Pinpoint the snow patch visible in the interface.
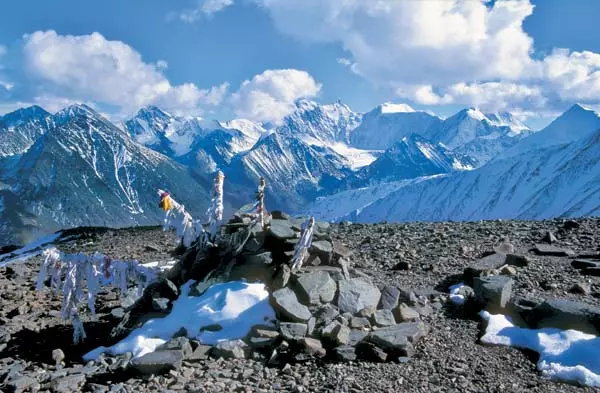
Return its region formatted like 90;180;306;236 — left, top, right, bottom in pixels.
380;102;415;114
83;281;276;360
0;232;61;267
480;311;600;388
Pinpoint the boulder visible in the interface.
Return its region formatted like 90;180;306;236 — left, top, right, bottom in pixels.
493;242;515;255
473;276;513;312
130;350;183;375
279;323;308;341
310;241;334;264
572;259;600;269
334;346;357;362
337;278;381;315
332;241;353;260
268;219;297;240
527;299;600;335
581;268;600;276
158;337;193;358
367;322;427;357
295;271;337;305
350;317;371;330
372;309;396;327
49;375;86;392
394;304;420;322
271;288;312;322
211;340;247;359
321;322;351;346
379;286;401;310
301;338;326;358
533;244;575;257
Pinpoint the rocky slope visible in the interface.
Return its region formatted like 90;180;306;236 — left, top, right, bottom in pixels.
1;217;599;392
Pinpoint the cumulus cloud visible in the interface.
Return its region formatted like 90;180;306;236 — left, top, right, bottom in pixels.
251;0;600;114
179;0;234;22
230;69;321;124
22;30;227;115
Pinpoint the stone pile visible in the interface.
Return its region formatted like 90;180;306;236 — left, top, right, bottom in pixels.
110;211;432;372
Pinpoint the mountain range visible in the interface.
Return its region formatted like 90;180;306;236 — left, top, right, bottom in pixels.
1;98;598;246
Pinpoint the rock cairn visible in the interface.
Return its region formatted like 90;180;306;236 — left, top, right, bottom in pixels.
112;210;431;368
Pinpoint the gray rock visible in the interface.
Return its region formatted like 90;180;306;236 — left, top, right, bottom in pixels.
302;337;326;357
273;264;291;289
494;242;515;255
271;288;312;322
528;299;600;335
337;278;381;315
542;231;558;244
334;345;357;362
151;297;170;312
186;344;212;361
130;350;183;374
372;309;396;327
315;303;340;325
572;259;600;269
350;317;371;330
332;241;353;260
279;322;308;340
52;348;65;367
463;253;507;285
295;271;337;305
49;374;86;392
379;286;401;310
570;282;591;295
110;308;125;319
533;244;575;257
348;329;369;346
394;303;420;322
505;254;530;267
212;340;247;359
473;275;513;311
268;219;297;240
322;321;351;345
7;376;38;392
311;240;334;264
158;337;193;357
367;322;427;357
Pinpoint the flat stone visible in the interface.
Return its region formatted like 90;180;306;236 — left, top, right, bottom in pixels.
311;241;334;263
367;322;427;357
295;271;337;305
350;317;371;330
272;264;291;289
158;337;193;358
337;278;381;315
394;303;420;322
494;242;515;255
212;340;247;359
464;253;507;285
130;350;183;375
533;244;575;257
334;345;357;362
572;259;600;269
332;241;353;260
302;338;326;358
379;286;401;310
300;265;346;281
49;374;86;392
271;288;312;322
268;219;297;240
372;309;396;327
505;254;530;267
348;329;369;346
473;275;513;312
527;299;600;335
7;376;38;392
279;323;308;341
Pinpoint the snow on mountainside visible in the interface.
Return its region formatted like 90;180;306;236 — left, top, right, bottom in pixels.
0;105;53;157
0;104;211;246
124;106;208;157
349;105;444;150
340;134;474;189
501;104;600;160
428;108;532;165
311;125;600;223
226;132;351;212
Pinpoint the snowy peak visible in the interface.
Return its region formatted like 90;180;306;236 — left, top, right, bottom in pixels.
0;105;50;127
53;103;101;124
485;111;529;132
379;102;416;114
215;118;266;142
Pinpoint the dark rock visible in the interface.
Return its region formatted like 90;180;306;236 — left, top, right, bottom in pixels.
367;322;427;357
572;259;600;269
158;337;193;357
49;374;86;392
394;304;420;322
464;253;507;285
581;267;600;276
505;254;530;267
379;286;401;310
145;278;179;301
212;340;247;359
392;261;412;271
337;278;381;314
243;251;273;265
271;288;312;322
570;282;591;295
268;219;297;240
563;220;581;230
279;323;308;341
334;346;357;362
372;309;396;327
528;299;600;335
271;211;289;220
533;244;575;257
473;276;513;311
295;271;337;305
356;342;387;362
301;338;326;358
130;350;183;374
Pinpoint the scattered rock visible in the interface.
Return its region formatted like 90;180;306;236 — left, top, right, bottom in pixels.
367;322;427;357
533;244;575;257
130;350;183;375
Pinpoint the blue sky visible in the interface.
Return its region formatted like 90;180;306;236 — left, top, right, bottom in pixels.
1;0;599;129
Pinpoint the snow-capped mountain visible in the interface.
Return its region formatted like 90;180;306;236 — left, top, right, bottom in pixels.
307;111;600;223
226;132;351;211
0;105;53;157
340;134;474;189
428;108;532;165
123;106;208;157
0;104;211;246
348;104;444;150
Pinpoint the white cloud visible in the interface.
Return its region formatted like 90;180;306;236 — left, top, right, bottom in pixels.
22;30;227;115
252;0;600;113
230;69;321;124
337;58;352;67
179;0;234;22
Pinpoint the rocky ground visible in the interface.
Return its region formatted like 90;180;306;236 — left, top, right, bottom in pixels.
1;218;599;393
